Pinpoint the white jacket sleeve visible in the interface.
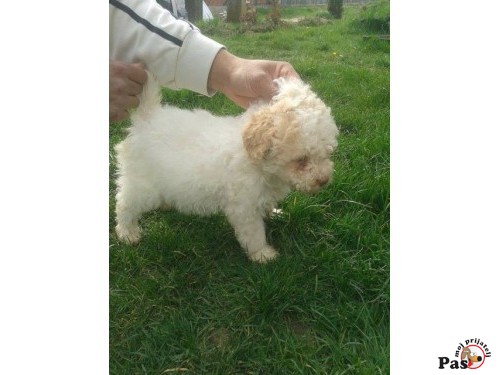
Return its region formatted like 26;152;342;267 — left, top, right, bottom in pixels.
109;0;224;95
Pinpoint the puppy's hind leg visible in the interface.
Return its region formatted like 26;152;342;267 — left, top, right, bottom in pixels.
226;209;278;263
115;183;161;244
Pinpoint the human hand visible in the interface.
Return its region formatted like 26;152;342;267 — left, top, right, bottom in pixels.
109;60;148;122
208;50;300;108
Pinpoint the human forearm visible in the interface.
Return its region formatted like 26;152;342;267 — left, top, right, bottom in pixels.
109;0;223;95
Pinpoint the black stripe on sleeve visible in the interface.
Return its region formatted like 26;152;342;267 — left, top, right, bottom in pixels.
110;0;184;47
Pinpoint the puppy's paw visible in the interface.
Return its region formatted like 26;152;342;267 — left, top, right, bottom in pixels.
160;203;174;211
116;224;141;245
269;208;284;218
248;245;278;263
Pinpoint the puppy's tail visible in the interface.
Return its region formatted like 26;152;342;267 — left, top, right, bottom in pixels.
131;71;162;122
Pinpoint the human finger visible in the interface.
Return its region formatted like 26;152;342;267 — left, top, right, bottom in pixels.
125;94;140;109
275;61;300;80
127;80;144;96
128;62;148;85
110;107;129;122
226;92;250;109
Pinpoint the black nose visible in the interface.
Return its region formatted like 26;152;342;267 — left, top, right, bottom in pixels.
477;356;482;361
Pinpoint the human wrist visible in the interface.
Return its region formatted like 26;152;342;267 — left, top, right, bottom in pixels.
208;49;241;94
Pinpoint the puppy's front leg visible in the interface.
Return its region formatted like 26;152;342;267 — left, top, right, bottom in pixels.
226;210;278;263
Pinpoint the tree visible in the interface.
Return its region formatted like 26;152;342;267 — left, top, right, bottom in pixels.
227;0;246;23
185;0;203;22
328;0;343;19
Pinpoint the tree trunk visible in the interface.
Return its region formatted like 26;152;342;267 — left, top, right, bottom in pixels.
185;0;203;22
226;0;246;23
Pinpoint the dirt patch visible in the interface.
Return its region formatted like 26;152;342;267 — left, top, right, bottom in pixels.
207;327;231;349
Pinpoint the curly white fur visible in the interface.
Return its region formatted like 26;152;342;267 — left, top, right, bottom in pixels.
115;74;339;263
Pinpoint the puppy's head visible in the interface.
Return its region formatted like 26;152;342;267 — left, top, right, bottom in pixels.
242;78;339;194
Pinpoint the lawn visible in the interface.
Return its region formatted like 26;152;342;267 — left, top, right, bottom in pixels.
109;2;389;373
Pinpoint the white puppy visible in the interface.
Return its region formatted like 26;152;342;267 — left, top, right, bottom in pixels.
114;75;339;263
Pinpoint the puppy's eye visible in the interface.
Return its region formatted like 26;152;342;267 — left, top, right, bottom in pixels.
295;156;310;169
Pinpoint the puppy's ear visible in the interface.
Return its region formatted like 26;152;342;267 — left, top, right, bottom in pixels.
461;349;470;360
242;109;276;163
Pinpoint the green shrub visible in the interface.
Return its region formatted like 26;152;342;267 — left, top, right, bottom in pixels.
266;0;281;26
358;0;390;34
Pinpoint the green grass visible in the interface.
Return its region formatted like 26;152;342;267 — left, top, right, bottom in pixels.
110;3;389;373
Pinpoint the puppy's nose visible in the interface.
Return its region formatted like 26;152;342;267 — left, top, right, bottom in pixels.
315;176;330;187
